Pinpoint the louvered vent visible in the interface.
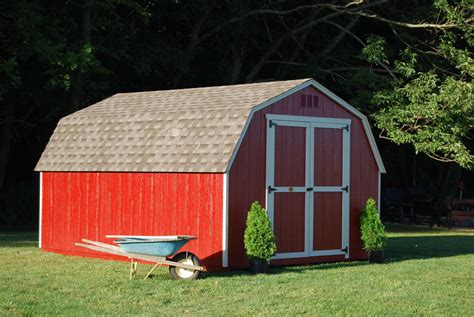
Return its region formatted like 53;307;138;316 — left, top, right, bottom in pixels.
300;94;319;108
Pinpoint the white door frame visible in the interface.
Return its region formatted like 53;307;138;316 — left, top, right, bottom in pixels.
266;119;311;260
266;114;351;260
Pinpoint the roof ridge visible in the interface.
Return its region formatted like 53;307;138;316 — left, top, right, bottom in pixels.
113;78;311;96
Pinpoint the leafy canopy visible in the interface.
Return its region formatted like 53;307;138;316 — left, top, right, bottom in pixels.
360;198;386;251
371;0;474;169
244;201;277;261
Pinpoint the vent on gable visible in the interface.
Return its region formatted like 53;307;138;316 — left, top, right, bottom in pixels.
300;94;319;108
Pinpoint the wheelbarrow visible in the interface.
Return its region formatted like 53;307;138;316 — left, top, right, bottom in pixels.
75;235;204;280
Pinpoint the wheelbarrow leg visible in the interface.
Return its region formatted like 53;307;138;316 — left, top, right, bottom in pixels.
143;263;160;280
129;259;138;280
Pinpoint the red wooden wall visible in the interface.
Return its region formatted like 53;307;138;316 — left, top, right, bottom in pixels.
41;172;223;270
273;126;307;253
228;85;379;268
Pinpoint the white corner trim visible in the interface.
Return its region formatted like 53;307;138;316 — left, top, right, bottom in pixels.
225;78;385;174
378;171;382;216
39;172;43;248
222;173;229;267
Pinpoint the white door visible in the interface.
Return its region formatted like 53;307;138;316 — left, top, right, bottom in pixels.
266;114;351;260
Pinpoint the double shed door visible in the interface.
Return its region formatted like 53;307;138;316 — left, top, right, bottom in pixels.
266;114;351;260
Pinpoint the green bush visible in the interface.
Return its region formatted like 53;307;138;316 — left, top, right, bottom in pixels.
360;198;387;251
244;201;277;261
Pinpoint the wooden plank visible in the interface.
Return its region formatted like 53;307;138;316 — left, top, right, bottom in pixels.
81;239;122;251
274;192;306;253
75;242;131;257
159;259;205;271
313;192;342;251
75;242;205;271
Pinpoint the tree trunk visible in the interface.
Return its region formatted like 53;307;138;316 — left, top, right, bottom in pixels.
228;46;243;84
70;0;92;112
399;145;410;189
0;100;14;192
276;27;312;79
172;3;214;87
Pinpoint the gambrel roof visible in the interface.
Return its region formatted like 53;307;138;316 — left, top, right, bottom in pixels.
35;78;385;173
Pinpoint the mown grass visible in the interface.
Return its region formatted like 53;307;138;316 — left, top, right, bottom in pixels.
1;224;473;315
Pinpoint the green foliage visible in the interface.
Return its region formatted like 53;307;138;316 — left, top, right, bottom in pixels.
50;44;101;90
244;201;277;261
373;71;473;169
360;198;386;251
362;36;388;64
372;0;474;169
394;49;417;79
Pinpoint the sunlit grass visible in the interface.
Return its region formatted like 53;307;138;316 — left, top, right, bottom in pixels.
1;224;473;315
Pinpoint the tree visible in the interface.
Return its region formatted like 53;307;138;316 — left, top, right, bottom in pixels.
368;0;473;169
1;0;473;227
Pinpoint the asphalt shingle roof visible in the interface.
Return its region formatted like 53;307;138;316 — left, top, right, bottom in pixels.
35;78;310;172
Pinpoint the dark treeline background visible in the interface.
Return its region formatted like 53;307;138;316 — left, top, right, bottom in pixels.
1;0;472;227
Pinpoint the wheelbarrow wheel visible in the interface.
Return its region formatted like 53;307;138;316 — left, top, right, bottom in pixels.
169;252;201;280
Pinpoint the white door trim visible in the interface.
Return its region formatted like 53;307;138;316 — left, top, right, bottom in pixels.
266;114;351;260
342;125;351;258
266;118;311;259
272;251;308;260
267;114;351;127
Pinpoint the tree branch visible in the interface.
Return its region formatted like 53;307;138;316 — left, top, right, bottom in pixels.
197;2;383;44
244;0;389;82
319;16;359;57
338;10;468;29
323;20;400;82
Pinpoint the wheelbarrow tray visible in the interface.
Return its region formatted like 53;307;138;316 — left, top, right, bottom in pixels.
75;239;205;272
113;237;190;257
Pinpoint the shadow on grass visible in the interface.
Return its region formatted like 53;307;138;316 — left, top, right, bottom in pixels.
210;233;474;278
0;232;38;248
1;229;474;277
385;235;474;261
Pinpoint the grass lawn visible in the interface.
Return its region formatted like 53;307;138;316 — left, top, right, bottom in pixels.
1;224;474;315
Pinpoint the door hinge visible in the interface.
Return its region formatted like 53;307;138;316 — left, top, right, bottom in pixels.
306;187;313;192
269;120;278;128
267;186;277;193
343;124;349;131
341;185;349;192
340;246;348;253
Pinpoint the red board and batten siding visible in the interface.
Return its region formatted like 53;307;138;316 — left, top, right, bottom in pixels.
41;172;223;270
228;85;379;268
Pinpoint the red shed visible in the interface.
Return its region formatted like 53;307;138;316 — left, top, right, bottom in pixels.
35;78;385;271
